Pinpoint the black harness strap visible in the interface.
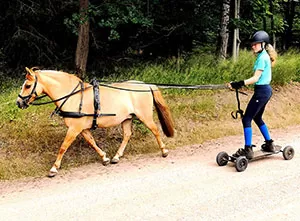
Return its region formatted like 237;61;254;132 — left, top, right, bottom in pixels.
56;79;115;129
91;78;100;130
98;83;153;92
51;82;82;117
56;111;87;118
56;111;115;118
79;81;84;113
18;76;38;103
33;84;92;105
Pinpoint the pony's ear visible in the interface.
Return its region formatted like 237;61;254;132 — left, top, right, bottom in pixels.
25;67;35;81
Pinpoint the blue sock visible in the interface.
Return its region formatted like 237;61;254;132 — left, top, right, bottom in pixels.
259;124;271;141
244;127;252;146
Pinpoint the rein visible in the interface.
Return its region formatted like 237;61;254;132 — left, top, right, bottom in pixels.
231;88;247;119
98;83;154;92
31;82;154;107
50;82;85;117
31;82;229;107
32;84;93;106
32;81;229;103
98;81;229;90
20;75;244;125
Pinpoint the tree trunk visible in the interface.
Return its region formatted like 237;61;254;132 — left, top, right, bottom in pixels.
218;0;231;60
268;0;276;49
282;0;296;50
75;0;90;80
232;0;240;61
236;0;240;58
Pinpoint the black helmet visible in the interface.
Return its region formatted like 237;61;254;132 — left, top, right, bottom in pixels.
251;30;270;44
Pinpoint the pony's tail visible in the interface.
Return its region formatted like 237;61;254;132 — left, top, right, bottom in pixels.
151;88;175;137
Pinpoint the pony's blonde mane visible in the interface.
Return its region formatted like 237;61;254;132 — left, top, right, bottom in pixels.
32;69;82;82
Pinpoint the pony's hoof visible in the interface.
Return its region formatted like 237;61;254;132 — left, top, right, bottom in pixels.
111;157;120;164
48;167;58;178
102;159;110;166
162;150;169;158
48;171;57;178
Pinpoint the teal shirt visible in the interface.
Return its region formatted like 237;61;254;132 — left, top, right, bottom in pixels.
253;49;272;85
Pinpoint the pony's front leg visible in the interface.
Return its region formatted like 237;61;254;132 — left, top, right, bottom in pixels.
111;119;132;164
81;129;110;165
49;128;81;177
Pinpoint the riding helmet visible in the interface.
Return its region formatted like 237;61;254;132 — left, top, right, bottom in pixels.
251;30;270;44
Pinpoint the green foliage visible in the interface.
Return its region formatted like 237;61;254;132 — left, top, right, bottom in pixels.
237;0;286;37
121;48;255;86
132;118;150;135
64;1;153;40
3;0;300;76
273;49;300;84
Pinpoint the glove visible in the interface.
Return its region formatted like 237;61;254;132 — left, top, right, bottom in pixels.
230;80;245;89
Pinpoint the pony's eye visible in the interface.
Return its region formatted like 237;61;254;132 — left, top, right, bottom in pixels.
25;85;31;89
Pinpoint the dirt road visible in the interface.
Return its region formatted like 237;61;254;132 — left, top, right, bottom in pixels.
0;125;300;221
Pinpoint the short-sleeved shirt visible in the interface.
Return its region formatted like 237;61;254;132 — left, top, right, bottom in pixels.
253;49;271;85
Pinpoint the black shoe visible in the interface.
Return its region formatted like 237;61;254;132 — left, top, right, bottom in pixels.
232;145;254;160
261;139;275;152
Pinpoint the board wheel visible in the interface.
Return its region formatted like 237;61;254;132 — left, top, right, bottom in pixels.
235;156;248;172
282;146;295;160
216;151;229;166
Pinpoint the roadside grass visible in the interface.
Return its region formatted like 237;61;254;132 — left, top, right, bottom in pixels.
1;49;300;180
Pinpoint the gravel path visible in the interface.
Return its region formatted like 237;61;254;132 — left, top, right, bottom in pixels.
0;125;300;221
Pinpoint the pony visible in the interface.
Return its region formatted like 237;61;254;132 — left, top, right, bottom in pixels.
16;67;174;177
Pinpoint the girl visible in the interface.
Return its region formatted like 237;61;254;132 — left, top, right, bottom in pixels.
229;30;278;159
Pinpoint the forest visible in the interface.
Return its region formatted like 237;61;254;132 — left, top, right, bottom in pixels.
1;0;300;79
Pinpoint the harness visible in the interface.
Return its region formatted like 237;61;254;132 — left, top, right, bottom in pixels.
57;79;117;130
19;77;115;130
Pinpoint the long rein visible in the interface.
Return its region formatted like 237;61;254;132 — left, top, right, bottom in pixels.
32;81;230;106
32;82;90;106
31;82;158;106
31;80;158;118
30;79;246;120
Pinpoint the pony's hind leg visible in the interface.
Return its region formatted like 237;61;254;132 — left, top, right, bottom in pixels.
139;117;168;158
111;119;133;164
49;128;81;177
81;129;110;165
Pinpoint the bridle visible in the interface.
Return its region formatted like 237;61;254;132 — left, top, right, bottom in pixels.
18;75;38;105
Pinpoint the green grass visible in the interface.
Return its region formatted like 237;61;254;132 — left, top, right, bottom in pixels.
273;49;300;84
1;49;300;180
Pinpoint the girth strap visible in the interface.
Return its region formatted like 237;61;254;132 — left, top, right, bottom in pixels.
91;78;100;130
58;111;115;118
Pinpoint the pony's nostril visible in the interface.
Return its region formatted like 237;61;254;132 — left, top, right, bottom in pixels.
16;100;24;108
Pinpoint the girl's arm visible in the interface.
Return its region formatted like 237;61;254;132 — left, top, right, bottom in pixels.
244;69;262;85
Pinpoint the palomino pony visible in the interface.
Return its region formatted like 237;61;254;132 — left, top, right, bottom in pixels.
16;67;174;177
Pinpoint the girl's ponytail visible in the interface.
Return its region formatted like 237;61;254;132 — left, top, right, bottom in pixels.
266;44;277;67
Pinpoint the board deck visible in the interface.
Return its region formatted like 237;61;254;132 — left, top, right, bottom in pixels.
252;145;282;160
